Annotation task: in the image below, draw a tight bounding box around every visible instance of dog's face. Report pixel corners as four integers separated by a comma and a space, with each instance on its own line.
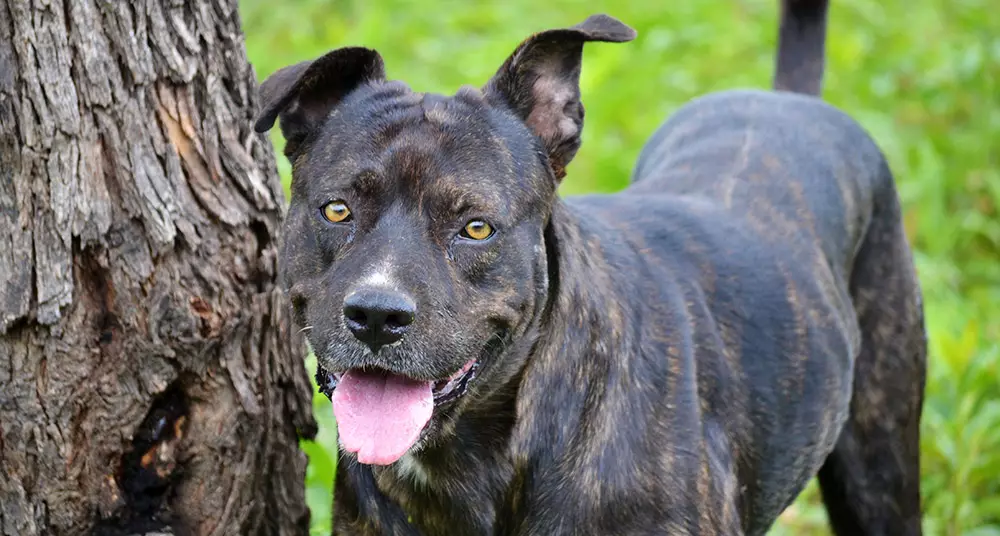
255, 15, 634, 466
279, 85, 555, 463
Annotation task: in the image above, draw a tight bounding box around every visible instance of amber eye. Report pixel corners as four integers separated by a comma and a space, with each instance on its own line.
322, 200, 352, 223
461, 220, 494, 241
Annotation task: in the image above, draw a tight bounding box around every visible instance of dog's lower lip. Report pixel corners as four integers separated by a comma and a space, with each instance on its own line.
432, 359, 478, 404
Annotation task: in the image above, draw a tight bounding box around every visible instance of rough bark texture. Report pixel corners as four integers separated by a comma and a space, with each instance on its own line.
0, 1, 316, 534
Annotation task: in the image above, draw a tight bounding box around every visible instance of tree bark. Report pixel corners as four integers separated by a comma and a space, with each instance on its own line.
0, 1, 315, 535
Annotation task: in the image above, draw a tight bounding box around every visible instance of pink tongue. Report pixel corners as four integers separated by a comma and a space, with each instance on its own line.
332, 370, 434, 465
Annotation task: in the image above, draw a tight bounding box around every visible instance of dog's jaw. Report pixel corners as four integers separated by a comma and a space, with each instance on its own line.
315, 359, 478, 401
315, 358, 480, 465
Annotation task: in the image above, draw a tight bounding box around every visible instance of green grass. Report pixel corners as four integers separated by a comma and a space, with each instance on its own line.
240, 1, 1000, 534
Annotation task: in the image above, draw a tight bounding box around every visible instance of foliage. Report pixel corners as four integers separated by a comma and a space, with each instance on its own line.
240, 0, 1000, 534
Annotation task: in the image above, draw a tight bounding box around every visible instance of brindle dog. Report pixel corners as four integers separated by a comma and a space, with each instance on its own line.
254, 0, 926, 534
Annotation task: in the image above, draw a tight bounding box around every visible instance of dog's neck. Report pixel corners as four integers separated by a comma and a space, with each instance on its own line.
541, 196, 635, 342
504, 196, 640, 451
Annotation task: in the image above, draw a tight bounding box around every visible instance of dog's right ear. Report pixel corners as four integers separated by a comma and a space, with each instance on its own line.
254, 47, 385, 156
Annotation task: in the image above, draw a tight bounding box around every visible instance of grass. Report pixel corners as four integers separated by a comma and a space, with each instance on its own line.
240, 0, 1000, 534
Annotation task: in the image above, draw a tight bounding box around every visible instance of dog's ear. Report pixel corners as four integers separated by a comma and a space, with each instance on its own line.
483, 15, 635, 180
254, 47, 386, 156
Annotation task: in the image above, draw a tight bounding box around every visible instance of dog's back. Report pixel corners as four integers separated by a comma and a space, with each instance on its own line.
574, 0, 927, 532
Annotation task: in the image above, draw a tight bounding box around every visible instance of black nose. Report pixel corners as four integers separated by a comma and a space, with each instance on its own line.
342, 289, 416, 352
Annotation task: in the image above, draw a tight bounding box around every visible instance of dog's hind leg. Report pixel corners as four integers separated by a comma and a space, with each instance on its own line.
817, 164, 926, 536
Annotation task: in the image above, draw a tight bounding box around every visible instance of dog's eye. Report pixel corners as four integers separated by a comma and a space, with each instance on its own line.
321, 200, 352, 223
460, 220, 494, 241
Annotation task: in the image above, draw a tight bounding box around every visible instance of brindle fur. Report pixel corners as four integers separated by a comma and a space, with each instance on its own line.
254, 2, 926, 534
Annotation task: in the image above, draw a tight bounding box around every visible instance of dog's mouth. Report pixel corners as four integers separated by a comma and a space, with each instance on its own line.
316, 359, 479, 404
315, 359, 479, 466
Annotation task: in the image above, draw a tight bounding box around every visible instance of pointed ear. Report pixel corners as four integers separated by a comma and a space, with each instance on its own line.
254, 47, 386, 157
483, 15, 635, 180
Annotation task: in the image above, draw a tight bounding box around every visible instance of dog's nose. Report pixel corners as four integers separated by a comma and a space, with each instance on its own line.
342, 289, 416, 352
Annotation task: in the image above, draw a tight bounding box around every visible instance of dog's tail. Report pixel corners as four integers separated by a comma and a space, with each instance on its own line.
773, 0, 830, 96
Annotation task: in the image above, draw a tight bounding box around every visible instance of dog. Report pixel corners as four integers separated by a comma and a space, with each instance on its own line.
254, 0, 926, 533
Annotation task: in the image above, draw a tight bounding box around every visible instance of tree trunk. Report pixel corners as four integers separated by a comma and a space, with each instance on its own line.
0, 1, 315, 534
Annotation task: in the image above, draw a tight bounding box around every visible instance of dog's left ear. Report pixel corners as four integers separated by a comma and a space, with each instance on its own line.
483, 14, 635, 180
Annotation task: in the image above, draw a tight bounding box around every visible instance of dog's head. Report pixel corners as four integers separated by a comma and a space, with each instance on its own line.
255, 15, 635, 466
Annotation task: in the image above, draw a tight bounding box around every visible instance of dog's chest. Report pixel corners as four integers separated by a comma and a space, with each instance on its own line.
376, 453, 513, 535
393, 454, 433, 488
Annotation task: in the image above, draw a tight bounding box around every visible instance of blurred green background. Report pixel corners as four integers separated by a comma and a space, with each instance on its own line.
239, 0, 1000, 534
